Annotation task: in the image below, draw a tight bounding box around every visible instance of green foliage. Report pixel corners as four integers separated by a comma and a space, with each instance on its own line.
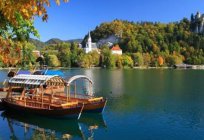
115, 55, 123, 68
143, 53, 151, 66
132, 53, 144, 66
57, 43, 71, 67
165, 54, 183, 66
83, 18, 204, 66
45, 54, 61, 67
78, 54, 92, 68
70, 42, 84, 67
101, 46, 116, 68
22, 42, 36, 67
42, 42, 86, 68
89, 50, 100, 66
122, 55, 133, 68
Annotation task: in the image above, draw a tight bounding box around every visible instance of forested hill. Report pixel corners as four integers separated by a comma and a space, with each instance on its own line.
85, 17, 204, 65
29, 38, 83, 49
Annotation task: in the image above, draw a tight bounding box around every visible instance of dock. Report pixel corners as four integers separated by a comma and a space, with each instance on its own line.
174, 64, 204, 69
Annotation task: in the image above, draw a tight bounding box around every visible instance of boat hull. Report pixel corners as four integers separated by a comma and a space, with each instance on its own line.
0, 100, 5, 110
54, 95, 107, 114
83, 99, 107, 113
2, 99, 82, 119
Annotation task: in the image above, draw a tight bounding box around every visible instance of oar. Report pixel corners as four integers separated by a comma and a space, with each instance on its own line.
78, 103, 84, 120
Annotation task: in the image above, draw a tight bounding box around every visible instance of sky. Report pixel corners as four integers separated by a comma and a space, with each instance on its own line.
33, 0, 204, 42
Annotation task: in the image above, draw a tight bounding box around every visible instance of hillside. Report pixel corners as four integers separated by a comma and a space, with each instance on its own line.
28, 38, 46, 49
83, 16, 204, 65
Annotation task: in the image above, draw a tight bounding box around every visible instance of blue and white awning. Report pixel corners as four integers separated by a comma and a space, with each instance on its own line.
8, 74, 66, 88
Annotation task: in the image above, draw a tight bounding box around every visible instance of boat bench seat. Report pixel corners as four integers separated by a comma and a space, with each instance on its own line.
88, 97, 103, 102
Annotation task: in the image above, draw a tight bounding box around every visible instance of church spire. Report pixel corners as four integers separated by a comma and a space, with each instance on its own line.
88, 31, 92, 43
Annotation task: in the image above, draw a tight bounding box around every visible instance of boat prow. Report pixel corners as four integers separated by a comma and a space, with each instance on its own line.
0, 99, 5, 111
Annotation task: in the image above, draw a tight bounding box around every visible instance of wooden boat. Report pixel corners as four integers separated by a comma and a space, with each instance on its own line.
66, 75, 107, 113
2, 74, 84, 119
44, 75, 107, 113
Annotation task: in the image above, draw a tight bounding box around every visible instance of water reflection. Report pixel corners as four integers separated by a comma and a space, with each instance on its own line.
0, 111, 107, 140
1, 69, 204, 139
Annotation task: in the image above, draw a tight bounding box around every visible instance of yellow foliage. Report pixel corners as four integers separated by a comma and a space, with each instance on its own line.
0, 0, 69, 64
0, 0, 69, 26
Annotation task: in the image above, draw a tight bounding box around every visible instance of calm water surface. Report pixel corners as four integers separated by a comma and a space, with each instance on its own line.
0, 69, 204, 140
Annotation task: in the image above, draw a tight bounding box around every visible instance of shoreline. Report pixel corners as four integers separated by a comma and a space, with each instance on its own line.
1, 65, 204, 70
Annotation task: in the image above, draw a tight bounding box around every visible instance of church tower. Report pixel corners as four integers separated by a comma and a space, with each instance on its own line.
85, 32, 92, 53
87, 32, 92, 50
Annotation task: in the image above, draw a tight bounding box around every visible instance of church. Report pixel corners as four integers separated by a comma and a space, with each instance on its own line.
84, 32, 98, 53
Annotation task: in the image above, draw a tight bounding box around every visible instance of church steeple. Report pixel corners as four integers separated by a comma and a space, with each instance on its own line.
84, 31, 93, 53
84, 31, 98, 53
88, 31, 92, 43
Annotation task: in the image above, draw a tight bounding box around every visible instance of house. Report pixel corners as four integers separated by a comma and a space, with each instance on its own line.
111, 45, 122, 55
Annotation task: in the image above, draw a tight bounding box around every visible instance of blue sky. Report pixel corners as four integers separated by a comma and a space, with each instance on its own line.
33, 0, 204, 42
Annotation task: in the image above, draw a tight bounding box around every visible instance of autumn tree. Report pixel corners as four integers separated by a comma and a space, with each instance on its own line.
158, 56, 164, 66
0, 0, 69, 67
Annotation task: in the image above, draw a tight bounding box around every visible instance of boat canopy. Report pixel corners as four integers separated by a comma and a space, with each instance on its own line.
67, 75, 93, 86
8, 74, 66, 88
33, 70, 64, 77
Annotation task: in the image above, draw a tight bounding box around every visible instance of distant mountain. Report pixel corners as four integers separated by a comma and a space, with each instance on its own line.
65, 39, 83, 43
45, 38, 63, 45
45, 38, 83, 45
28, 38, 46, 49
29, 38, 83, 49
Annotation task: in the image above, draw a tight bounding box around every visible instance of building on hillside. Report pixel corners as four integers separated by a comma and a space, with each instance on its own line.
84, 32, 99, 53
111, 45, 122, 55
97, 35, 119, 47
192, 11, 204, 33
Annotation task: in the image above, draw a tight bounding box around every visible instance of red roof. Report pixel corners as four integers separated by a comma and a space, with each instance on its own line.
111, 45, 122, 51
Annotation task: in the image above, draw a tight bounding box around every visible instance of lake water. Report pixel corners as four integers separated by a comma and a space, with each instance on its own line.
0, 69, 204, 140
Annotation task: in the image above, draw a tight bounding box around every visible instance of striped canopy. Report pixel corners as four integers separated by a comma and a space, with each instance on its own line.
8, 74, 66, 88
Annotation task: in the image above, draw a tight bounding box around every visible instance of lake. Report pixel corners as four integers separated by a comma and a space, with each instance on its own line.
0, 69, 204, 140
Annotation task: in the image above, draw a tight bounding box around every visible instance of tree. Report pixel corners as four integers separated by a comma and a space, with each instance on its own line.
158, 56, 164, 66
143, 53, 151, 66
46, 54, 61, 67
55, 43, 71, 67
0, 0, 69, 65
100, 45, 116, 68
78, 54, 92, 68
132, 53, 144, 66
0, 0, 69, 26
166, 54, 183, 66
115, 55, 123, 68
122, 55, 133, 68
89, 51, 100, 66
70, 42, 80, 66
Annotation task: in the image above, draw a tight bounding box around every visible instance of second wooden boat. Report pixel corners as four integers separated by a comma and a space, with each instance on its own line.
44, 75, 107, 113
